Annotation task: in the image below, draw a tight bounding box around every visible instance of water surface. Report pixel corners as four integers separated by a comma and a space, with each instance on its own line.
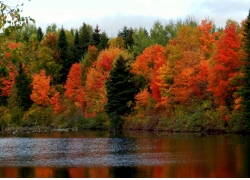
0, 131, 249, 178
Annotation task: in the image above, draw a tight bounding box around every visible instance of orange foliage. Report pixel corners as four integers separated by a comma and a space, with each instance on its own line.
131, 45, 166, 104
41, 33, 58, 50
135, 89, 150, 110
0, 64, 16, 97
50, 92, 62, 114
9, 42, 20, 50
30, 70, 51, 106
198, 20, 219, 58
64, 63, 85, 108
85, 48, 121, 116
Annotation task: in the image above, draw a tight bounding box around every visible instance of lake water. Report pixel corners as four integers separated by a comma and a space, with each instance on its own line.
0, 131, 249, 178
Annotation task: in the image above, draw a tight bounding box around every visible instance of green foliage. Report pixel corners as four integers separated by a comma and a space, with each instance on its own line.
46, 23, 57, 34
0, 1, 35, 39
79, 22, 93, 55
105, 54, 139, 129
131, 27, 154, 57
93, 25, 101, 47
23, 104, 54, 127
15, 63, 32, 111
37, 27, 44, 42
118, 26, 134, 49
71, 29, 82, 63
98, 32, 109, 51
17, 24, 37, 42
32, 46, 62, 84
7, 85, 23, 126
239, 10, 250, 132
58, 26, 71, 83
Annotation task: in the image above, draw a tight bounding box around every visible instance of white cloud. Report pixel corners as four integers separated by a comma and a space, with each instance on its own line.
15, 0, 250, 36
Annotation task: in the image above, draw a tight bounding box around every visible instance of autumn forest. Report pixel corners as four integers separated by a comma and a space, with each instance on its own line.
1, 2, 250, 133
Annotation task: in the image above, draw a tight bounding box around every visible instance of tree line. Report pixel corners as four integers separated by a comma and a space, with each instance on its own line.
1, 1, 250, 132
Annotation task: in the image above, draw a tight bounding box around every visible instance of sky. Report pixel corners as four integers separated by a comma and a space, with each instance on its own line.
10, 0, 250, 37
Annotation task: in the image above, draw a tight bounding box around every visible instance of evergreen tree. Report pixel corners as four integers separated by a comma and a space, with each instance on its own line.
58, 26, 70, 83
72, 29, 82, 63
15, 63, 32, 111
118, 26, 134, 49
79, 23, 93, 55
98, 32, 109, 51
93, 25, 101, 47
37, 26, 44, 42
105, 54, 138, 129
240, 10, 250, 131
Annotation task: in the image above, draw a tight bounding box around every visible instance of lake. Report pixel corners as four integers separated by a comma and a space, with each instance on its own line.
0, 130, 249, 178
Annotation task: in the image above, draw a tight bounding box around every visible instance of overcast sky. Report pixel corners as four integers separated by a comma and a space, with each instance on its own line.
13, 0, 250, 37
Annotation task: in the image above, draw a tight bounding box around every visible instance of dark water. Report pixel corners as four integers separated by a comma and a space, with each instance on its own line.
0, 131, 249, 178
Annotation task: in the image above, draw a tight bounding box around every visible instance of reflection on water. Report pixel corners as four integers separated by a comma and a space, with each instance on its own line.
0, 131, 249, 178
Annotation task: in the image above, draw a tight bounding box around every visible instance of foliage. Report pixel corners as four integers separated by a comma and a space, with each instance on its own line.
30, 70, 51, 106
239, 10, 250, 131
64, 63, 85, 108
118, 26, 134, 49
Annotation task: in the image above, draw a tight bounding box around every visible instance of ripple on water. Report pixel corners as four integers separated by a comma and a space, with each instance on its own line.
0, 137, 200, 167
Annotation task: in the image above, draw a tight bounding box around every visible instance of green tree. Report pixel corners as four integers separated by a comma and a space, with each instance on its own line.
131, 27, 154, 57
93, 25, 101, 47
98, 32, 109, 51
15, 63, 32, 111
17, 24, 37, 42
37, 26, 44, 42
105, 54, 138, 129
150, 21, 169, 46
32, 46, 62, 85
79, 22, 93, 55
71, 29, 82, 63
118, 26, 134, 49
240, 10, 250, 131
58, 26, 70, 83
46, 23, 57, 34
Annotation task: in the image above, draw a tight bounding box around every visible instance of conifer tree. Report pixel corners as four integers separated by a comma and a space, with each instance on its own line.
79, 23, 93, 55
72, 29, 82, 63
98, 32, 109, 51
118, 26, 134, 49
58, 26, 70, 83
37, 27, 44, 42
93, 25, 101, 47
105, 54, 138, 129
15, 63, 32, 111
240, 10, 250, 130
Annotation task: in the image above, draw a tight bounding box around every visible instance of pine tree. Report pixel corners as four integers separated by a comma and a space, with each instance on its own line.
93, 25, 101, 47
118, 26, 134, 49
98, 32, 109, 51
72, 29, 82, 63
58, 26, 70, 83
240, 10, 250, 131
15, 63, 32, 111
105, 54, 138, 129
37, 27, 44, 42
79, 23, 93, 55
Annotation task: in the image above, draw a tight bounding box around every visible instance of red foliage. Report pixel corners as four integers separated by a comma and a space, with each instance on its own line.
64, 63, 85, 108
0, 64, 16, 97
207, 23, 242, 106
50, 92, 62, 114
